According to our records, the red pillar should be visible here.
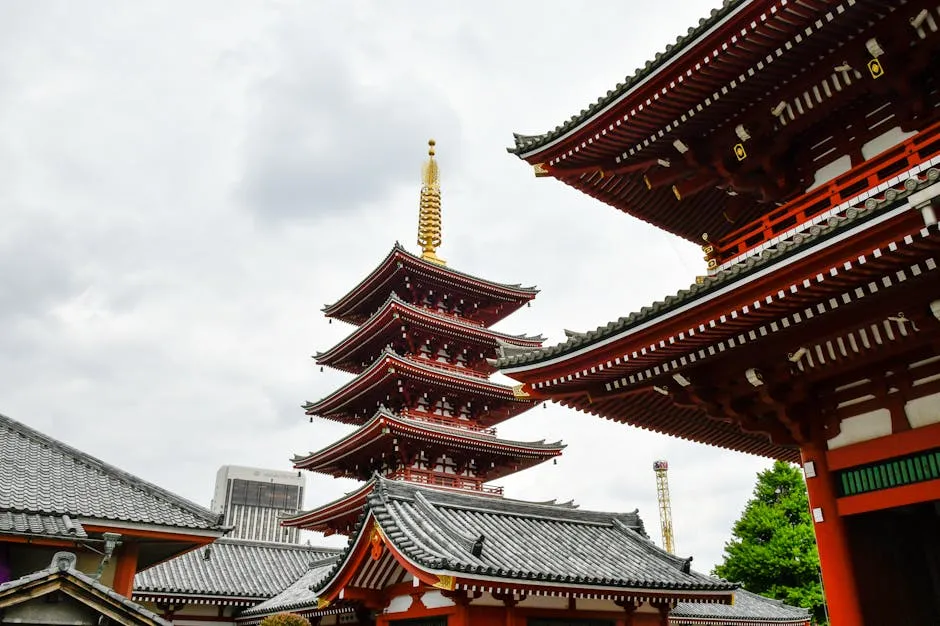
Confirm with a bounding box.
[111,542,139,597]
[800,444,863,626]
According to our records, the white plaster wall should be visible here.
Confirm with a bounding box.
[906,394,940,428]
[385,594,414,614]
[827,409,892,450]
[421,591,455,609]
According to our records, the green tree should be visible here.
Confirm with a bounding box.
[259,613,311,626]
[712,461,826,624]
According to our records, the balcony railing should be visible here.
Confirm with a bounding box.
[712,118,940,268]
[399,409,497,436]
[389,468,503,496]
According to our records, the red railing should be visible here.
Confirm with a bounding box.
[713,119,940,266]
[389,468,504,496]
[405,354,490,379]
[399,409,497,436]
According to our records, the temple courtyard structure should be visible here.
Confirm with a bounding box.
[498,0,940,624]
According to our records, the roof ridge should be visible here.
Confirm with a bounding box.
[412,491,479,553]
[0,413,222,528]
[381,478,639,527]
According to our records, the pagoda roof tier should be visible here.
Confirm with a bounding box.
[312,477,736,606]
[280,480,376,536]
[498,169,940,460]
[304,350,538,427]
[509,0,940,244]
[291,408,564,480]
[316,294,544,375]
[322,244,538,326]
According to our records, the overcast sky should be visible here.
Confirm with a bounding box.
[1,1,775,573]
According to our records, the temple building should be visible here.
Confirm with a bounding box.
[274,143,812,626]
[0,413,228,596]
[499,1,940,624]
[133,538,339,624]
[281,140,564,538]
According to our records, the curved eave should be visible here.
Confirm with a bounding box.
[498,175,940,377]
[322,244,539,323]
[280,481,376,529]
[510,0,751,159]
[316,295,544,372]
[292,409,564,472]
[304,353,537,422]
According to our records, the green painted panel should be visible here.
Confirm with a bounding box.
[835,447,940,497]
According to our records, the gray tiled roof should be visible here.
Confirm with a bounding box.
[0,511,87,539]
[0,413,225,532]
[316,477,734,594]
[509,0,745,155]
[0,552,171,626]
[672,588,811,623]
[497,172,940,369]
[134,538,341,601]
[238,557,340,617]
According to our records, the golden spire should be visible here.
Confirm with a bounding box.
[417,139,445,265]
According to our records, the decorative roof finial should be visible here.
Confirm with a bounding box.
[418,139,445,265]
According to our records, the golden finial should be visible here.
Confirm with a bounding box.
[418,139,445,265]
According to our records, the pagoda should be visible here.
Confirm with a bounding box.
[283,140,564,537]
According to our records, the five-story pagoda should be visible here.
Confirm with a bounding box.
[283,141,563,537]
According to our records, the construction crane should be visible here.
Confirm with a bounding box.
[653,460,676,554]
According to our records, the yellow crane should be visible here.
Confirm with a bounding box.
[653,460,675,554]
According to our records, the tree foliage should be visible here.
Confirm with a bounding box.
[259,613,311,626]
[712,461,826,623]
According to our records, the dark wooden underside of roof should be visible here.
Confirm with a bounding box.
[525,0,940,243]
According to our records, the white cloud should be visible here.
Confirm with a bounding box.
[0,0,772,571]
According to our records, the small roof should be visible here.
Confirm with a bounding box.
[304,350,536,426]
[316,293,543,374]
[315,477,736,602]
[0,511,88,539]
[0,413,225,534]
[237,556,342,620]
[292,408,564,477]
[322,244,538,327]
[672,588,811,624]
[0,552,171,626]
[133,538,342,604]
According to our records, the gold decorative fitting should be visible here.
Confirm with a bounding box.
[512,384,531,398]
[418,139,446,265]
[733,143,747,161]
[707,258,718,270]
[695,276,707,285]
[672,185,683,201]
[702,244,715,255]
[433,575,456,591]
[317,598,331,610]
[533,162,549,177]
[868,58,884,79]
[370,522,384,561]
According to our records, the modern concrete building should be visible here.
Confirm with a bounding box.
[210,466,305,543]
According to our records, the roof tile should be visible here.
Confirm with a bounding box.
[0,413,224,532]
[134,538,341,600]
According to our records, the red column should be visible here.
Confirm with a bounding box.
[111,542,139,597]
[800,445,863,626]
